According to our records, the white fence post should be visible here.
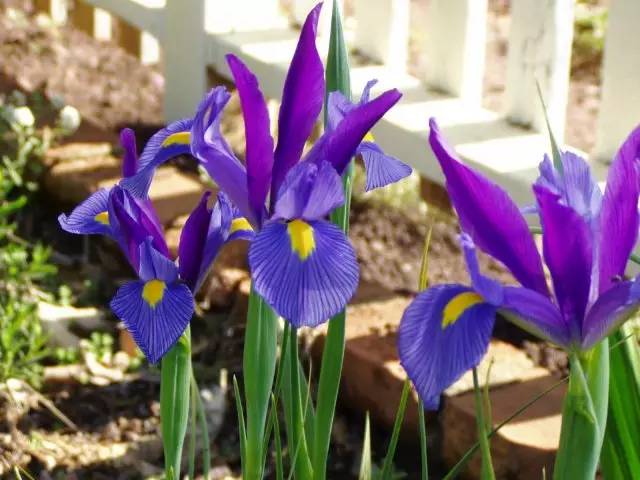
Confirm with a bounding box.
[504,0,574,140]
[71,0,112,41]
[117,18,160,65]
[595,0,640,162]
[164,0,206,123]
[33,0,67,24]
[354,0,409,71]
[422,0,487,105]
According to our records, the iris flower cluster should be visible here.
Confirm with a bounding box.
[398,118,640,409]
[59,3,409,363]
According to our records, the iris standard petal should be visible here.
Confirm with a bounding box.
[137,238,180,284]
[196,193,233,293]
[304,89,402,175]
[535,185,593,327]
[58,188,112,236]
[429,118,548,296]
[326,90,352,132]
[120,128,138,178]
[559,151,603,222]
[110,279,193,364]
[598,124,640,293]
[120,118,193,199]
[398,284,496,410]
[500,286,571,348]
[271,2,324,197]
[227,54,275,222]
[272,160,344,221]
[178,192,213,291]
[191,88,256,225]
[359,142,412,191]
[458,233,503,306]
[249,219,358,328]
[582,280,640,349]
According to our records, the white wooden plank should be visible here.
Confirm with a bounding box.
[354,0,409,70]
[504,0,574,140]
[83,0,165,40]
[422,0,487,105]
[163,0,206,122]
[206,0,283,33]
[595,0,640,162]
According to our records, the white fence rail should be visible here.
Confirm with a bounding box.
[31,0,640,210]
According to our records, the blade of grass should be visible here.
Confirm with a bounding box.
[233,375,247,472]
[188,377,197,480]
[380,378,411,480]
[192,372,211,479]
[271,393,284,480]
[358,413,372,480]
[472,367,495,480]
[313,1,352,477]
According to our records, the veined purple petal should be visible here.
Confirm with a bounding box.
[500,286,570,348]
[227,55,274,223]
[598,124,640,293]
[458,233,503,306]
[58,188,112,237]
[272,160,344,221]
[111,279,193,364]
[138,238,179,284]
[304,89,402,175]
[429,118,548,296]
[249,219,358,328]
[121,118,194,199]
[191,88,256,226]
[359,142,412,191]
[271,2,324,198]
[398,284,495,410]
[534,185,592,332]
[326,90,352,132]
[581,280,640,349]
[120,128,138,178]
[109,186,169,270]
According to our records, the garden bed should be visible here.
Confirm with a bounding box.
[0,1,604,478]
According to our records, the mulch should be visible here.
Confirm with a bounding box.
[0,0,598,477]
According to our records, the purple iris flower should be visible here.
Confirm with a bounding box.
[326,79,412,191]
[58,131,253,363]
[122,3,404,328]
[398,118,640,409]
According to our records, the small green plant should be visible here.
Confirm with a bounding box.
[0,91,81,386]
[81,331,115,364]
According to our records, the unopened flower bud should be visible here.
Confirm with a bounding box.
[58,105,81,133]
[11,106,35,128]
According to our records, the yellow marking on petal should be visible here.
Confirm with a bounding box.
[288,220,315,260]
[142,280,166,307]
[94,211,109,225]
[363,131,375,143]
[442,292,483,329]
[230,218,253,234]
[161,131,191,147]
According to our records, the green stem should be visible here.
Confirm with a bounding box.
[418,400,429,480]
[472,368,495,480]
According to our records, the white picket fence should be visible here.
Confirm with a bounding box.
[30,0,640,209]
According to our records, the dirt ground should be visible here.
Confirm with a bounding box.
[0,0,599,477]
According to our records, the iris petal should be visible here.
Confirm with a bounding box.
[428,118,548,296]
[227,54,275,223]
[304,89,402,175]
[110,279,193,364]
[58,188,112,237]
[138,238,179,283]
[273,160,344,221]
[359,142,412,191]
[271,2,324,197]
[582,280,640,349]
[120,128,138,178]
[398,284,495,410]
[534,185,593,329]
[191,87,256,225]
[249,219,358,328]
[500,286,571,348]
[598,124,640,293]
[120,118,193,199]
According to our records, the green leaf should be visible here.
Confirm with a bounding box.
[271,393,284,480]
[472,367,495,480]
[358,413,372,480]
[234,375,247,470]
[243,288,279,478]
[160,327,192,480]
[192,372,211,479]
[313,2,353,478]
[554,345,609,480]
[600,325,640,479]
